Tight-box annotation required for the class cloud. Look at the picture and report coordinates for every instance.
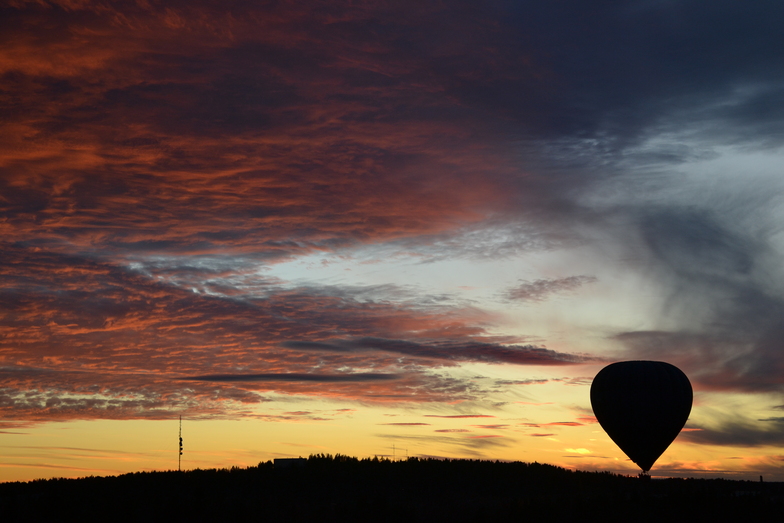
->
[557,377,594,387]
[494,379,550,386]
[520,420,586,428]
[176,373,401,383]
[423,415,495,419]
[610,206,784,395]
[503,276,597,302]
[614,326,784,394]
[0,0,529,262]
[374,432,514,455]
[3,0,784,437]
[281,337,593,366]
[680,415,784,448]
[8,1,780,273]
[1,243,598,423]
[2,1,783,254]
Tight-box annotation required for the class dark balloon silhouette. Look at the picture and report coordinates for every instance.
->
[590,361,692,474]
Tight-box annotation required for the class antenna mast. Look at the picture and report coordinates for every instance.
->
[178,415,183,472]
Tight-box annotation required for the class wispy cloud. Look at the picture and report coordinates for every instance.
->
[503,276,597,302]
[281,337,593,366]
[424,415,495,419]
[0,243,592,422]
[681,415,784,447]
[176,373,401,383]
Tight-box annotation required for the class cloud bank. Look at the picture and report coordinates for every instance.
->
[2,1,784,437]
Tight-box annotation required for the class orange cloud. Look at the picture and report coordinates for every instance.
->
[0,244,593,425]
[0,1,587,429]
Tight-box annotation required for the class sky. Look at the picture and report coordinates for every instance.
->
[2,0,784,483]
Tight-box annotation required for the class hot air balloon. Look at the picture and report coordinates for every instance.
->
[590,361,692,475]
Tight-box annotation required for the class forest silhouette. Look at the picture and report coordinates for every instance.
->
[1,455,782,521]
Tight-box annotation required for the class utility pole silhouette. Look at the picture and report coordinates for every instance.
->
[178,415,183,472]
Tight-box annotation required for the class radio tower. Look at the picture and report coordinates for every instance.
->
[178,415,183,472]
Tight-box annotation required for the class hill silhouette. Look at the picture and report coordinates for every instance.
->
[1,455,781,522]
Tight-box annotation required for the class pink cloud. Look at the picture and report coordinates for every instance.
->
[0,1,596,429]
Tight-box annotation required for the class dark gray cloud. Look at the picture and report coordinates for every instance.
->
[681,417,784,447]
[503,276,597,302]
[281,337,593,365]
[490,2,784,148]
[614,207,784,394]
[638,209,758,279]
[532,2,784,398]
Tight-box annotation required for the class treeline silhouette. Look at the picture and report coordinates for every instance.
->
[1,455,782,521]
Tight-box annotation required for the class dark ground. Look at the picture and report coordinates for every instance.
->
[0,455,781,522]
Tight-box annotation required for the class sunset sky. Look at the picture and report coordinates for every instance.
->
[3,0,784,482]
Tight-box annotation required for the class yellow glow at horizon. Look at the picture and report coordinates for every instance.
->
[3,363,783,483]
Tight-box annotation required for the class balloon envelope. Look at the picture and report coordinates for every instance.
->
[590,361,692,473]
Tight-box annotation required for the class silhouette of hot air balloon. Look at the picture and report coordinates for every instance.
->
[590,361,692,475]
